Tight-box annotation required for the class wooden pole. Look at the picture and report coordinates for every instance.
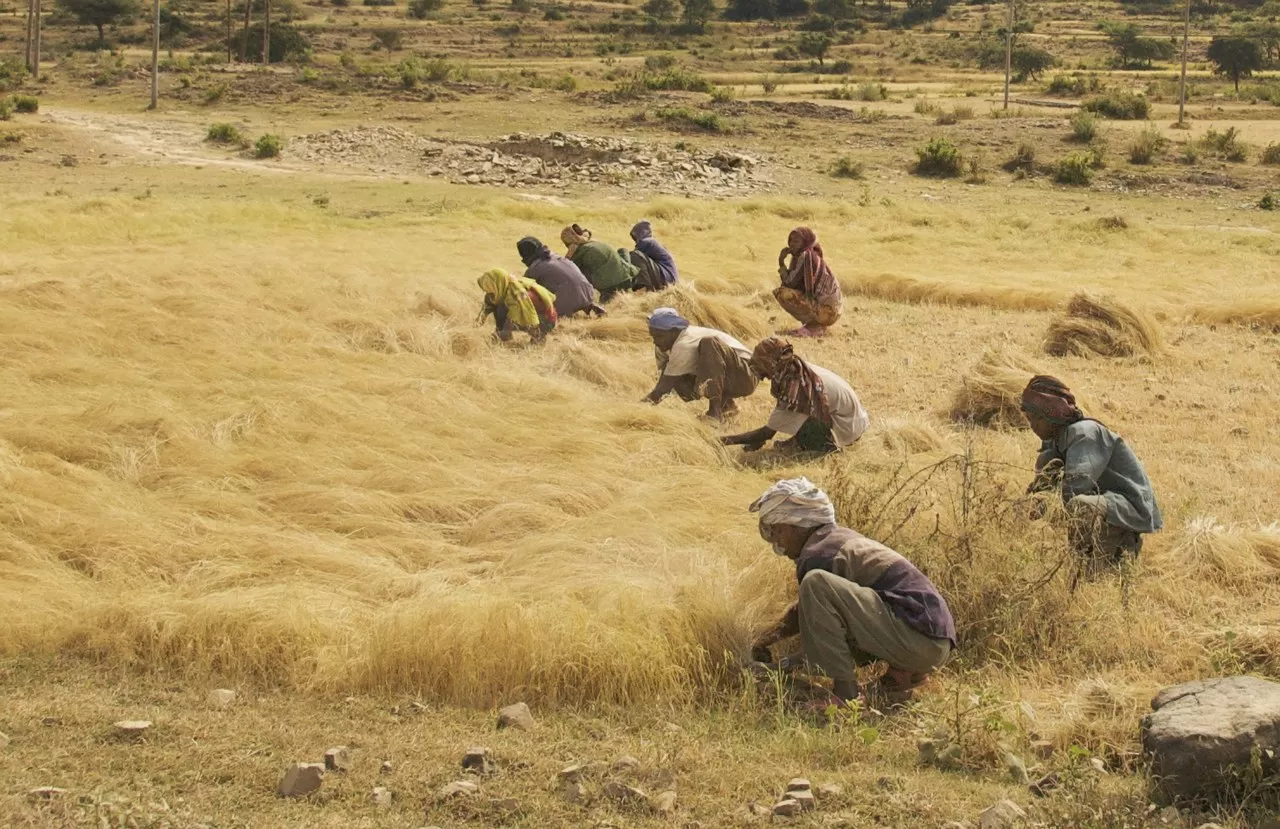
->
[263,0,271,64]
[226,0,232,63]
[33,0,41,81]
[149,0,160,109]
[24,0,34,73]
[1003,0,1013,110]
[1177,0,1191,127]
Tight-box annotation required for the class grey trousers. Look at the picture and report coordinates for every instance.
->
[1066,494,1141,562]
[798,570,952,682]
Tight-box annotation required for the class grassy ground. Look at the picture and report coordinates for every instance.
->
[3,1,1280,826]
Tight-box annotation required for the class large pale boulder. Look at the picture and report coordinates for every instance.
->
[1141,676,1280,801]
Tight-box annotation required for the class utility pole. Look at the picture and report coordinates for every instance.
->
[263,0,271,64]
[226,0,232,63]
[24,0,34,73]
[149,0,160,109]
[1177,0,1191,127]
[1003,0,1014,110]
[32,0,41,81]
[240,0,251,62]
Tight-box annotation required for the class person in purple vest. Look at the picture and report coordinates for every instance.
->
[517,236,605,319]
[748,477,956,710]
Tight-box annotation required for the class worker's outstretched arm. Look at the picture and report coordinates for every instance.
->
[721,426,776,451]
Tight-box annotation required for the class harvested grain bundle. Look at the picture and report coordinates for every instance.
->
[846,273,1060,312]
[609,284,773,343]
[565,316,650,343]
[1159,517,1280,582]
[549,340,650,391]
[1190,301,1280,332]
[948,347,1044,429]
[877,417,952,455]
[1044,293,1163,358]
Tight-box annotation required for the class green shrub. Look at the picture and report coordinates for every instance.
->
[831,156,865,178]
[543,5,564,19]
[0,99,11,121]
[1127,126,1168,164]
[554,74,577,92]
[1002,142,1035,173]
[643,55,677,71]
[1201,126,1247,162]
[914,98,940,116]
[655,106,725,132]
[255,134,284,159]
[1054,151,1093,185]
[1261,143,1280,166]
[761,76,778,95]
[1045,73,1100,97]
[826,85,855,100]
[710,86,735,103]
[0,129,21,144]
[1068,110,1099,143]
[12,95,38,114]
[1179,143,1199,165]
[299,67,320,84]
[1260,193,1276,210]
[206,123,244,144]
[858,81,887,101]
[1082,92,1149,120]
[643,68,713,92]
[203,84,228,105]
[408,0,442,17]
[913,137,962,177]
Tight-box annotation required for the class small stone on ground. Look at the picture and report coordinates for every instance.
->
[772,797,801,817]
[462,746,494,775]
[277,763,325,798]
[978,799,1027,829]
[207,689,235,709]
[324,746,351,771]
[603,781,646,803]
[650,790,678,815]
[114,720,151,738]
[497,701,534,730]
[436,780,479,799]
[371,786,392,807]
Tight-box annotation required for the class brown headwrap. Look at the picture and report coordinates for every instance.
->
[778,226,841,307]
[750,337,832,426]
[561,224,592,258]
[1021,375,1084,426]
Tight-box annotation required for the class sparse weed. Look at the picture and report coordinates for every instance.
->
[1201,126,1248,162]
[1003,142,1036,174]
[1261,143,1280,166]
[1082,92,1149,120]
[914,98,941,116]
[12,94,38,113]
[0,98,11,121]
[914,137,963,177]
[710,86,735,103]
[1055,151,1093,185]
[655,106,724,132]
[1260,193,1277,211]
[831,156,865,179]
[1127,126,1168,165]
[1069,110,1099,143]
[206,123,245,145]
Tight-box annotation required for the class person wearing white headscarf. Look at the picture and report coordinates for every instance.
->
[643,307,757,421]
[749,478,956,711]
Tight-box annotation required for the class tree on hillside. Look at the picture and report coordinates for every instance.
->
[724,0,773,19]
[643,0,678,18]
[681,0,714,30]
[372,27,403,56]
[56,0,139,47]
[1012,45,1054,81]
[1207,35,1263,92]
[1099,21,1175,68]
[1244,22,1280,62]
[797,30,832,64]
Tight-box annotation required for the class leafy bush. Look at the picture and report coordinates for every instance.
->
[643,55,677,71]
[1201,126,1247,162]
[830,155,864,178]
[1260,193,1277,210]
[761,76,778,95]
[231,22,311,64]
[857,81,886,100]
[643,68,713,92]
[1068,110,1099,143]
[1179,143,1199,165]
[710,86,735,103]
[407,0,442,16]
[965,154,988,184]
[254,134,284,159]
[826,85,855,100]
[12,95,38,114]
[1261,143,1280,166]
[543,6,565,20]
[1082,92,1149,120]
[0,129,22,144]
[935,105,973,126]
[0,98,11,122]
[1002,142,1035,173]
[913,137,962,177]
[554,74,577,92]
[206,123,244,144]
[914,98,940,116]
[1045,74,1101,97]
[655,106,725,132]
[1054,151,1093,185]
[1012,47,1055,82]
[1127,126,1168,164]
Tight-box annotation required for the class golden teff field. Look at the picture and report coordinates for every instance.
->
[2,0,1280,823]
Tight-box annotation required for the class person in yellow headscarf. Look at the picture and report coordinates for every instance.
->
[478,268,558,343]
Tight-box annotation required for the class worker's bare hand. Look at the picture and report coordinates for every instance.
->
[741,440,766,452]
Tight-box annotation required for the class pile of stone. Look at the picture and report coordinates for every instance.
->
[290,129,771,197]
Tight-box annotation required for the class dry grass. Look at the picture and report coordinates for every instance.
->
[1158,517,1280,583]
[947,347,1044,429]
[1044,293,1164,358]
[845,273,1061,312]
[1190,301,1280,331]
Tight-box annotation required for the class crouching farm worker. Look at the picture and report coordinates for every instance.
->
[774,227,843,338]
[748,478,956,712]
[1022,375,1162,576]
[478,268,557,344]
[722,337,868,455]
[517,236,605,319]
[643,307,757,420]
[561,224,639,303]
[628,220,679,291]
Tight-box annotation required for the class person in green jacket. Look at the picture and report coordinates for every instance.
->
[561,224,638,302]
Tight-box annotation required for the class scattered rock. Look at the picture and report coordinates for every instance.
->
[815,782,844,800]
[28,787,68,801]
[1029,772,1061,798]
[436,780,479,800]
[1089,757,1108,774]
[785,777,811,793]
[370,786,393,808]
[558,763,592,782]
[611,756,641,773]
[978,799,1027,829]
[789,789,816,812]
[462,746,494,776]
[1030,739,1055,760]
[60,155,77,167]
[114,720,152,740]
[497,702,534,731]
[0,732,9,749]
[1005,751,1030,784]
[772,797,802,817]
[41,717,62,727]
[1142,676,1280,802]
[380,760,394,775]
[747,801,771,817]
[488,797,522,814]
[324,746,351,772]
[650,790,678,815]
[277,763,325,798]
[1157,805,1181,824]
[207,689,235,709]
[603,781,647,803]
